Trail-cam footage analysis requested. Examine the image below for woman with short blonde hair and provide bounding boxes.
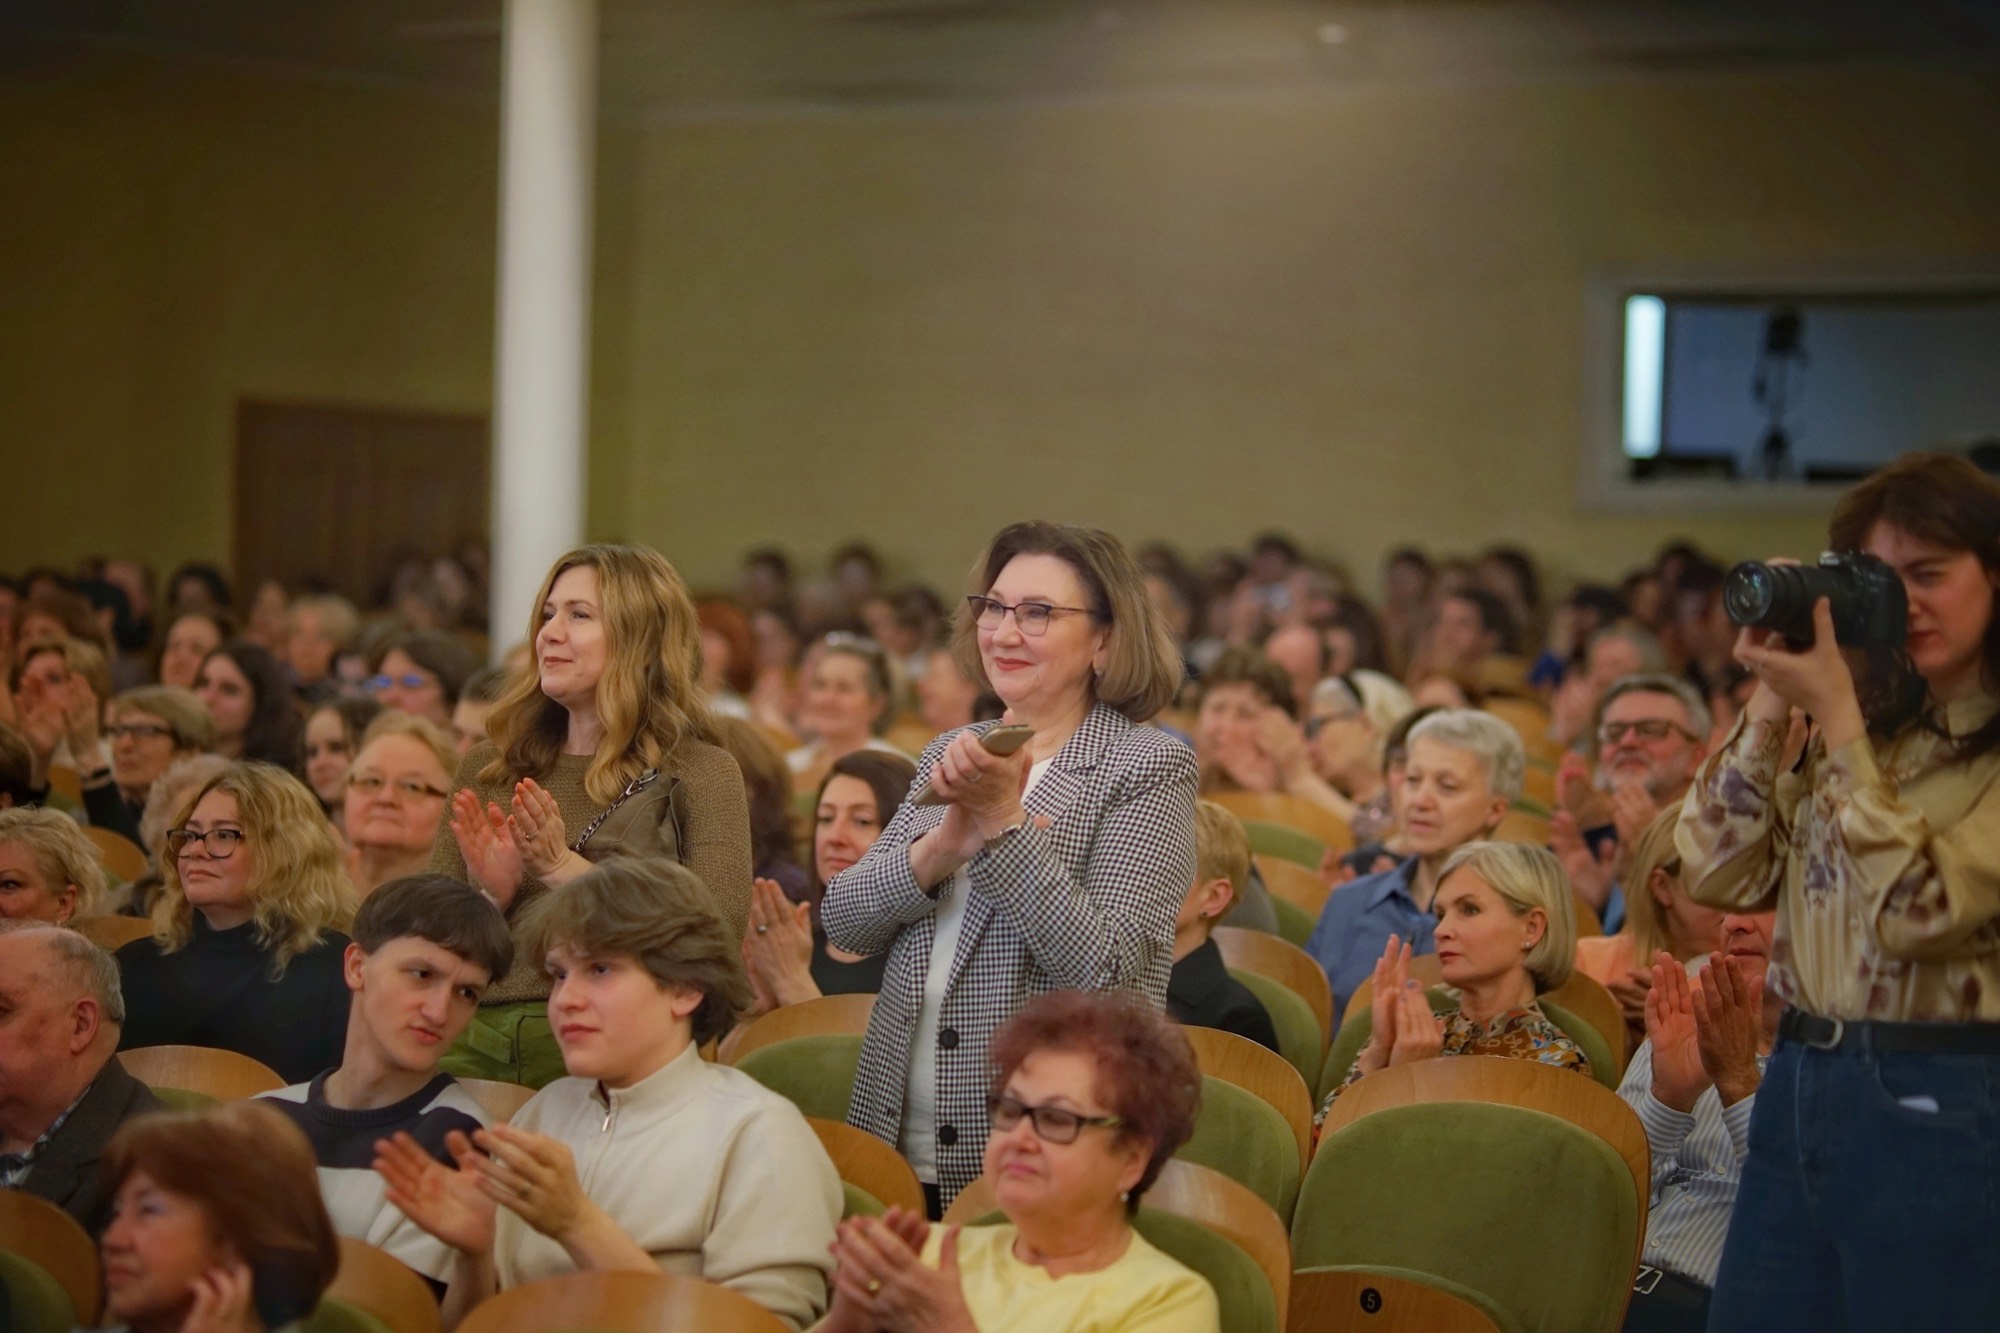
[344,712,459,898]
[1574,807,1725,1040]
[0,806,107,924]
[435,543,751,1087]
[115,761,356,1081]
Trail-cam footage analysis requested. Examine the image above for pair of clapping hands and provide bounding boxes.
[374,1122,598,1258]
[1354,936,1445,1077]
[1644,951,1765,1112]
[819,1207,976,1333]
[449,780,581,908]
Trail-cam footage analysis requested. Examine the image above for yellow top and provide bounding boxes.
[918,1222,1219,1333]
[1676,693,2000,1022]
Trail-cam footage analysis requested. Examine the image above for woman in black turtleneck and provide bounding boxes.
[116,761,354,1082]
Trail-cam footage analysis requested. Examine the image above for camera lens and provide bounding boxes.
[1723,563,1778,628]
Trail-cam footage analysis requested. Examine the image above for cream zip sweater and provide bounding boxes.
[496,1045,841,1329]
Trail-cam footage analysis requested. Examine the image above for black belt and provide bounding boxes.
[1779,1007,2000,1055]
[1633,1266,1710,1309]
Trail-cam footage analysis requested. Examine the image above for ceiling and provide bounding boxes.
[5,0,1997,119]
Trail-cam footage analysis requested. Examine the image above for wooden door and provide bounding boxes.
[233,400,488,603]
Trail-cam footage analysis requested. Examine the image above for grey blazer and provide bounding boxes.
[821,703,1198,1203]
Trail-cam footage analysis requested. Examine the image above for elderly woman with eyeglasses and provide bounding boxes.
[819,522,1195,1214]
[343,712,458,898]
[786,634,912,796]
[820,991,1217,1333]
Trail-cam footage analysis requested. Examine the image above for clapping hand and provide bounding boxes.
[823,1210,977,1333]
[1357,935,1414,1075]
[1693,953,1764,1107]
[507,778,574,879]
[1644,952,1708,1113]
[375,1129,497,1256]
[742,877,820,1013]
[450,791,525,908]
[1385,979,1445,1067]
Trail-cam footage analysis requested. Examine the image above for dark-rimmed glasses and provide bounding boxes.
[986,1092,1125,1144]
[166,827,245,860]
[1598,719,1699,746]
[966,595,1095,637]
[108,723,175,742]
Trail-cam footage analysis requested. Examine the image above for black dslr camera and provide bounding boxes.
[1723,552,1907,651]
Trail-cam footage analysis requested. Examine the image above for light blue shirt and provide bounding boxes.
[1616,1039,1766,1287]
[1303,859,1436,1014]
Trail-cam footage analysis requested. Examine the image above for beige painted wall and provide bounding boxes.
[6,49,1997,601]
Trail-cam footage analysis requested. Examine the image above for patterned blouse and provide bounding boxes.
[1314,1000,1591,1126]
[1676,693,2000,1022]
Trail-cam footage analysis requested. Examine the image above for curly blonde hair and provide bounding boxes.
[152,761,354,974]
[482,544,715,805]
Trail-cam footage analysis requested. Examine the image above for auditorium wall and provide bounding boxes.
[5,46,1997,596]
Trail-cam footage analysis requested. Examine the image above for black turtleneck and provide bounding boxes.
[115,914,352,1083]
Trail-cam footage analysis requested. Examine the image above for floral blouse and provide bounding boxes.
[1676,693,2000,1022]
[1314,1000,1591,1126]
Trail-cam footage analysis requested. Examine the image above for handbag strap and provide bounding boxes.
[569,768,661,854]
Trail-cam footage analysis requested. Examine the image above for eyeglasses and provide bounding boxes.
[348,773,450,801]
[1304,710,1359,740]
[985,1093,1125,1145]
[966,595,1096,638]
[1598,719,1699,746]
[368,673,435,694]
[166,827,245,860]
[108,723,174,742]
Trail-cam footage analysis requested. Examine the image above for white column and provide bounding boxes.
[489,0,598,654]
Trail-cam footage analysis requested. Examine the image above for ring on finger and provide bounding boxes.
[867,1279,882,1294]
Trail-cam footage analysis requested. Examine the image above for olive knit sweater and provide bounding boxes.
[432,739,752,1004]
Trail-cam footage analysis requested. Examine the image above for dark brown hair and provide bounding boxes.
[103,1102,340,1327]
[950,522,1183,723]
[198,640,301,769]
[1197,646,1298,719]
[988,990,1202,1214]
[353,872,514,980]
[811,749,919,898]
[1829,451,2000,760]
[524,858,752,1045]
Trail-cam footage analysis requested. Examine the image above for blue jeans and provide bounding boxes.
[1707,1035,2000,1332]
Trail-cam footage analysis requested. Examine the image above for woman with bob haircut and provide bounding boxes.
[0,805,107,924]
[98,1100,340,1333]
[820,990,1218,1333]
[116,761,356,1081]
[84,684,215,847]
[433,543,752,1087]
[1681,452,2000,1330]
[376,858,840,1330]
[822,521,1196,1211]
[1317,840,1588,1122]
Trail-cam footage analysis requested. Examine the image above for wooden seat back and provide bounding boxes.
[0,1188,101,1325]
[1213,926,1333,1053]
[1182,1025,1315,1172]
[326,1237,443,1333]
[118,1044,286,1100]
[456,1270,788,1333]
[719,993,877,1065]
[807,1116,925,1216]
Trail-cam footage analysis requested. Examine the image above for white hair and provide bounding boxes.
[1407,708,1526,804]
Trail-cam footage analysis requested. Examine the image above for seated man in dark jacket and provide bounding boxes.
[1166,801,1279,1053]
[0,922,162,1231]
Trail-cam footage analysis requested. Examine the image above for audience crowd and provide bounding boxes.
[3,447,1998,1332]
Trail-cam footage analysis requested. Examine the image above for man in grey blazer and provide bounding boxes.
[0,923,163,1232]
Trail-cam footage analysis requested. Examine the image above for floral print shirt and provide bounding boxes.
[1676,693,2000,1022]
[1314,1000,1591,1125]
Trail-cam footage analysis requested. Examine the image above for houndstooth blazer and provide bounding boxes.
[821,703,1198,1204]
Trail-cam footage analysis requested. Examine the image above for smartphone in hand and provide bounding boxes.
[911,724,1034,806]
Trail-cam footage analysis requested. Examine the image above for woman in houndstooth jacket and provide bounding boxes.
[815,522,1197,1213]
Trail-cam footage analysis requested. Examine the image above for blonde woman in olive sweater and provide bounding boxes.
[431,544,753,1085]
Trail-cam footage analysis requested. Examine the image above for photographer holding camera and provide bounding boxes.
[1677,452,2000,1331]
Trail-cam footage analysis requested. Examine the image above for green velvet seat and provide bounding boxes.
[151,1086,222,1112]
[1294,1264,1522,1333]
[1241,820,1326,870]
[956,1211,1279,1333]
[300,1297,397,1333]
[1295,1102,1638,1332]
[1229,967,1323,1085]
[841,1181,887,1218]
[735,1033,863,1123]
[1178,1075,1300,1222]
[0,1250,75,1333]
[1268,896,1316,948]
